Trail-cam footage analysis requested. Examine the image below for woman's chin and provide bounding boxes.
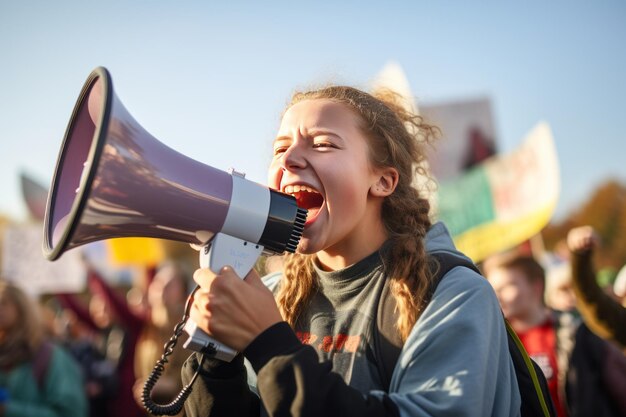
[295,233,326,255]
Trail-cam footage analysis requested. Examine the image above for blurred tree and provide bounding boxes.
[542,179,626,269]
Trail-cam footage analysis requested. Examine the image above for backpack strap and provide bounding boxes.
[505,320,554,417]
[32,341,53,390]
[374,252,478,390]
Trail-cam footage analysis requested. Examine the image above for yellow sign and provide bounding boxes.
[107,237,165,266]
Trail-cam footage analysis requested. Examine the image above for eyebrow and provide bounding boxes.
[309,129,343,140]
[273,129,344,144]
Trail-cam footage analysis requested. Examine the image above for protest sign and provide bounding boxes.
[2,224,85,295]
[436,122,559,262]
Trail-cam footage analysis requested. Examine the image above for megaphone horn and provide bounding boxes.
[43,66,306,261]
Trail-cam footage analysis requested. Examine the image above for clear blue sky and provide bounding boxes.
[1,1,625,222]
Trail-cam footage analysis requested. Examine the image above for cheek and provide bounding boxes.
[499,287,520,305]
[327,161,371,204]
[267,161,282,190]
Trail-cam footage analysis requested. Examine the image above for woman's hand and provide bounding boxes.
[567,225,600,254]
[189,266,283,351]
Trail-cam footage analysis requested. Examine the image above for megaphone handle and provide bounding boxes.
[182,233,264,361]
[142,233,265,415]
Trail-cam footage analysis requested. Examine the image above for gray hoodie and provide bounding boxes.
[182,222,521,417]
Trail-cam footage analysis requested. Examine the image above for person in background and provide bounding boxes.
[133,261,190,414]
[485,254,567,417]
[57,307,118,417]
[0,279,87,417]
[566,225,626,347]
[566,226,626,416]
[486,251,625,417]
[57,270,145,417]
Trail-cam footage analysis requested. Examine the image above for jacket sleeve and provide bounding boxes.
[181,353,260,417]
[55,293,99,332]
[570,250,626,347]
[87,271,145,332]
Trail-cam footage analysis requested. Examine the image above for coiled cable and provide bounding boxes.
[142,286,209,415]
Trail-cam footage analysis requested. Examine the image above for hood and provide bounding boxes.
[426,221,474,265]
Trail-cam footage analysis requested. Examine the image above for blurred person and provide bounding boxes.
[566,225,626,347]
[0,279,87,417]
[57,270,145,417]
[57,308,118,417]
[486,253,624,417]
[544,263,577,312]
[133,261,190,413]
[486,254,568,417]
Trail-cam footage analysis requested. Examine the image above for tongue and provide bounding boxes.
[295,191,323,210]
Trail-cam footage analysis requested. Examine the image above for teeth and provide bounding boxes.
[284,184,318,194]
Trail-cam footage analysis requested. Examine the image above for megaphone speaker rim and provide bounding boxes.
[43,66,113,260]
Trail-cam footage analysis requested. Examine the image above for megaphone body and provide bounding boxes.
[44,67,306,362]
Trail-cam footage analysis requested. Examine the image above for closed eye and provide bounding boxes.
[273,146,289,156]
[312,141,336,150]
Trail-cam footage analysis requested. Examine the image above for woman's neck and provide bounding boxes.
[316,220,388,271]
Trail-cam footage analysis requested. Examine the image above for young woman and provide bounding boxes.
[182,86,521,416]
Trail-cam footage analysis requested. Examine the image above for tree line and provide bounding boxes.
[542,178,626,269]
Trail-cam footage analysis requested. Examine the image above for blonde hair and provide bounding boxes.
[0,279,45,367]
[276,86,439,341]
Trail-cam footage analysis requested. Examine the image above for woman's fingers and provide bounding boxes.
[188,265,282,350]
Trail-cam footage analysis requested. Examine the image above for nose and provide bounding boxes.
[280,141,307,171]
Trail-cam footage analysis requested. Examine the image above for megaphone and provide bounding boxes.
[44,67,306,363]
[44,67,306,263]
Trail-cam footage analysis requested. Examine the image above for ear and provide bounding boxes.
[370,167,399,197]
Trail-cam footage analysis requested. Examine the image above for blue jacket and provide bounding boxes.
[0,343,88,417]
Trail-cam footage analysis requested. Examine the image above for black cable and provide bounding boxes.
[142,285,209,416]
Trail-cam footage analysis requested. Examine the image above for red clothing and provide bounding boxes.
[518,319,567,417]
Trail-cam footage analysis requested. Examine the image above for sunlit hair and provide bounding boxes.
[276,86,439,341]
[0,279,45,367]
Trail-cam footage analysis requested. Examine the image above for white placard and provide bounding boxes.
[2,224,86,296]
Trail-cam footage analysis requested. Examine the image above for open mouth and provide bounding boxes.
[284,184,324,223]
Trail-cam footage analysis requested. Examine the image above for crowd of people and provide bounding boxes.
[483,226,626,417]
[1,83,625,417]
[0,262,192,417]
